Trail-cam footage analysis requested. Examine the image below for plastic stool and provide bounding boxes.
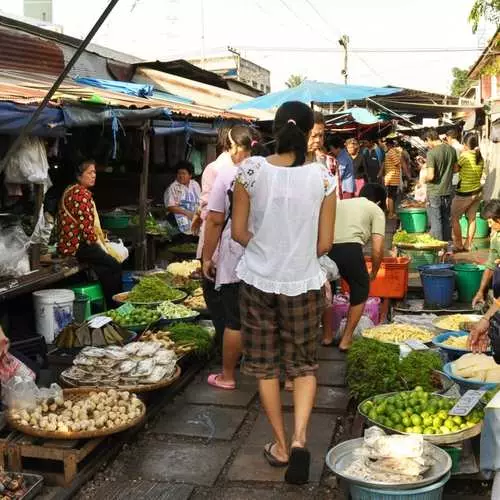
[70,283,105,314]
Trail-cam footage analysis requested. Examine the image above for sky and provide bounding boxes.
[0,0,497,94]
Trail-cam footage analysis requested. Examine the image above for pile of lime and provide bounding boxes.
[106,307,160,327]
[360,387,484,435]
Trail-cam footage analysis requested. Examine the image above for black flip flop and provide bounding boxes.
[285,447,310,485]
[263,443,289,467]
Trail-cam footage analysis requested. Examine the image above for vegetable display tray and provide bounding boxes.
[432,331,490,360]
[60,364,181,394]
[358,391,483,445]
[6,388,146,440]
[325,437,452,490]
[112,291,187,306]
[432,315,483,333]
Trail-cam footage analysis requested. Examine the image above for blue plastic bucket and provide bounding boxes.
[421,269,455,308]
[350,471,451,500]
[122,271,135,292]
[417,263,454,274]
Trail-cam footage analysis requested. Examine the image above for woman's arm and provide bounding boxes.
[202,211,225,280]
[231,183,253,247]
[317,191,336,256]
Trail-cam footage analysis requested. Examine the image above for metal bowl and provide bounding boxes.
[326,437,452,490]
[358,391,483,444]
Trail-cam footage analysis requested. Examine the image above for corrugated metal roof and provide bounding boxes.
[0,70,254,120]
[134,68,273,121]
[0,25,64,75]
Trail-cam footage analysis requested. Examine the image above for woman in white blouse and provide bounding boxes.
[232,101,336,485]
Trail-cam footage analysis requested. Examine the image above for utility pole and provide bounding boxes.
[339,34,349,85]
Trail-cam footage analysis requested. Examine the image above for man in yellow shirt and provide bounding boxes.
[322,184,386,351]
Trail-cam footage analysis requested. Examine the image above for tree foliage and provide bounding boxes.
[468,0,500,33]
[285,74,306,88]
[450,67,473,96]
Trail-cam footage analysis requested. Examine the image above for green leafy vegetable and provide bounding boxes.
[393,230,445,247]
[347,338,443,401]
[128,276,185,303]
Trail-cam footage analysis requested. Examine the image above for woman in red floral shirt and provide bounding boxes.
[57,161,122,306]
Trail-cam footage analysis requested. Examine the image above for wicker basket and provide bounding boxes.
[6,388,146,440]
[60,365,181,394]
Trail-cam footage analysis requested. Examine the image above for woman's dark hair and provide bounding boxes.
[325,134,345,151]
[359,183,387,212]
[75,160,95,179]
[227,125,269,157]
[216,126,232,155]
[273,101,314,166]
[482,199,500,220]
[464,133,483,164]
[175,160,194,176]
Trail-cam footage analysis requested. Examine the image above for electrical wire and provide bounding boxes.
[226,46,488,53]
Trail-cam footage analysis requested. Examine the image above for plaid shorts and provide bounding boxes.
[239,283,325,379]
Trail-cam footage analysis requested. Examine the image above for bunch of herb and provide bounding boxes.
[399,351,443,392]
[346,339,444,401]
[167,323,213,356]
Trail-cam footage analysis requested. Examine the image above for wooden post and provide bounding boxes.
[136,122,151,271]
[31,184,44,270]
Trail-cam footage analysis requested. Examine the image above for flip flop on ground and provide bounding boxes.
[263,442,289,467]
[207,373,236,390]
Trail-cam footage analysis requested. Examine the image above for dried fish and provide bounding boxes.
[117,360,137,374]
[130,359,155,378]
[142,365,170,384]
[154,349,177,365]
[135,342,162,357]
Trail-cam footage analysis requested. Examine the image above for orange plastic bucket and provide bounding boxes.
[341,257,410,299]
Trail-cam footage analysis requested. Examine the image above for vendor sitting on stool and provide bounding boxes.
[322,183,386,351]
[164,160,201,240]
[57,160,123,308]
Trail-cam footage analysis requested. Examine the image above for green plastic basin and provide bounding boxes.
[459,214,490,239]
[397,208,428,233]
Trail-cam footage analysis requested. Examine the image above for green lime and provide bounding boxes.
[391,414,401,425]
[413,426,423,434]
[423,427,434,434]
[438,410,448,420]
[423,416,433,427]
[402,416,411,427]
[452,416,463,425]
[414,386,424,392]
[405,427,414,433]
[411,414,422,426]
[440,426,451,434]
[433,417,443,430]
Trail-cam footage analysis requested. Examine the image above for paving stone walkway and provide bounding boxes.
[75,344,348,499]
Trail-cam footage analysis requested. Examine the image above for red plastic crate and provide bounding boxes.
[341,257,410,299]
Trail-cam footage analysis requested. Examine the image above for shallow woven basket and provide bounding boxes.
[6,388,146,440]
[60,365,182,394]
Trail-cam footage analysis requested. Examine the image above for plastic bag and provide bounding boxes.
[363,426,424,459]
[30,205,54,246]
[106,239,129,263]
[319,255,339,281]
[4,137,50,185]
[2,377,61,410]
[0,353,35,384]
[338,315,374,339]
[0,225,30,277]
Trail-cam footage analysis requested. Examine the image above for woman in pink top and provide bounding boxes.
[203,126,266,390]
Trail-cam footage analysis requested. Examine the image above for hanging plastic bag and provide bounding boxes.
[30,204,54,246]
[0,225,30,277]
[105,239,129,263]
[2,377,62,411]
[319,255,339,281]
[4,137,50,185]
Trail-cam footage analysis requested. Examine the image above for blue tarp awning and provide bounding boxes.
[229,81,401,111]
[74,77,154,98]
[0,102,64,136]
[330,107,382,125]
[152,90,194,104]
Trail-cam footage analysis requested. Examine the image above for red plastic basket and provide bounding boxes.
[341,257,410,299]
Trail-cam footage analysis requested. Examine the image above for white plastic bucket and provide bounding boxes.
[33,289,75,343]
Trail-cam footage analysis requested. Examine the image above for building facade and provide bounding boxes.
[189,52,271,95]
